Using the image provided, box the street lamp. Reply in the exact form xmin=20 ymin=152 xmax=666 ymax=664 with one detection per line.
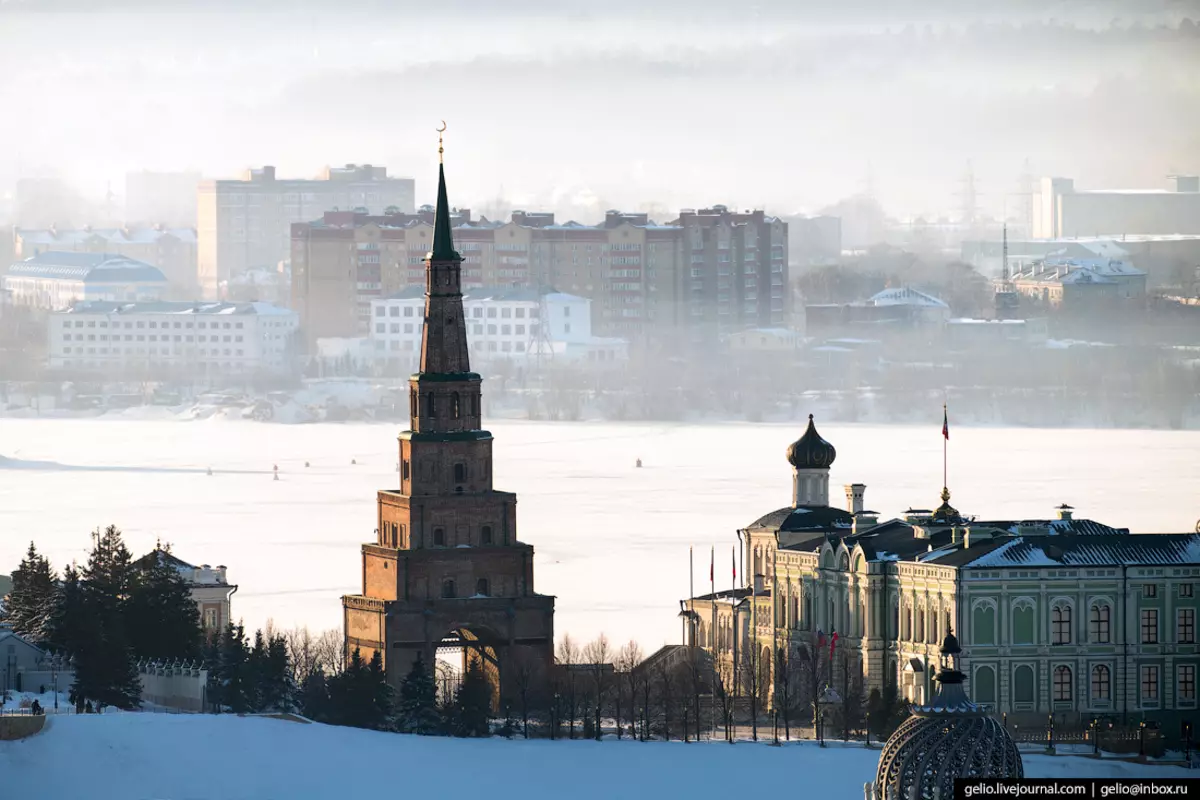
xmin=1139 ymin=721 xmax=1147 ymax=759
xmin=1091 ymin=718 xmax=1099 ymax=756
xmin=817 ymin=685 xmax=841 ymax=747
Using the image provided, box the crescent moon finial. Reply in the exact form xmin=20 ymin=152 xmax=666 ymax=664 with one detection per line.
xmin=437 ymin=121 xmax=446 ymax=163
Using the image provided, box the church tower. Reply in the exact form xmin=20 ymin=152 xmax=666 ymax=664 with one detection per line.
xmin=342 ymin=134 xmax=555 ymax=700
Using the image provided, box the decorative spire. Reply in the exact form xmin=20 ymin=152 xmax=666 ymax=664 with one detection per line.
xmin=430 ymin=121 xmax=460 ymax=263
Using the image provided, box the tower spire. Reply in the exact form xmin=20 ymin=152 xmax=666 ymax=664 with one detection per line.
xmin=430 ymin=121 xmax=459 ymax=262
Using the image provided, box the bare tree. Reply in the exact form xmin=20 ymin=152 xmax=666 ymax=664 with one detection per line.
xmin=775 ymin=644 xmax=798 ymax=741
xmin=582 ymin=634 xmax=612 ymax=740
xmin=555 ymin=634 xmax=580 ymax=739
xmin=284 ymin=626 xmax=345 ymax=684
xmin=313 ymin=628 xmax=347 ymax=676
xmin=613 ymin=640 xmax=643 ymax=739
xmin=715 ymin=670 xmax=736 ymax=742
xmin=738 ymin=643 xmax=762 ymax=741
xmin=509 ymin=648 xmax=543 ymax=739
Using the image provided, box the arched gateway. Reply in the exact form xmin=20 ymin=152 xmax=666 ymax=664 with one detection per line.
xmin=342 ymin=142 xmax=555 ymax=709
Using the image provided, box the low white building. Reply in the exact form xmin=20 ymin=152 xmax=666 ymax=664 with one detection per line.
xmin=47 ymin=300 xmax=298 ymax=375
xmin=5 ymin=251 xmax=168 ymax=310
xmin=367 ymin=287 xmax=627 ymax=369
xmin=134 ymin=550 xmax=237 ymax=634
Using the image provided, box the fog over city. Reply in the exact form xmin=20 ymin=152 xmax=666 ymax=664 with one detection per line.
xmin=2 ymin=0 xmax=1198 ymax=219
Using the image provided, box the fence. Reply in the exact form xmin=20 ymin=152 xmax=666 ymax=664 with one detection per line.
xmin=136 ymin=659 xmax=208 ymax=713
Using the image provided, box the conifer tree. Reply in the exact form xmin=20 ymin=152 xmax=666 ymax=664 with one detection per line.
xmin=396 ymin=655 xmax=440 ymax=735
xmin=256 ymin=634 xmax=294 ymax=712
xmin=298 ymin=670 xmax=330 ymax=721
xmin=246 ymin=630 xmax=268 ymax=712
xmin=72 ymin=526 xmax=141 ymax=709
xmin=46 ymin=565 xmax=92 ymax=664
xmin=211 ymin=623 xmax=251 ymax=713
xmin=2 ymin=542 xmax=57 ymax=643
xmin=127 ymin=544 xmax=202 ymax=661
xmin=327 ymin=648 xmax=392 ymax=730
xmin=453 ymin=659 xmax=492 ymax=738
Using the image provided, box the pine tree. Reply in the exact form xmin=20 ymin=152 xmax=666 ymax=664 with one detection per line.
xmin=127 ymin=544 xmax=202 ymax=661
xmin=396 ymin=656 xmax=440 ymax=735
xmin=215 ymin=623 xmax=251 ymax=713
xmin=327 ymin=648 xmax=391 ymax=731
xmin=246 ymin=630 xmax=268 ymax=712
xmin=72 ymin=526 xmax=141 ymax=709
xmin=366 ymin=650 xmax=393 ymax=728
xmin=2 ymin=542 xmax=57 ymax=643
xmin=257 ymin=634 xmax=294 ymax=712
xmin=298 ymin=670 xmax=330 ymax=721
xmin=453 ymin=659 xmax=492 ymax=738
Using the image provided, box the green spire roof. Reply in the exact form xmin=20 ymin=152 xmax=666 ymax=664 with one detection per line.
xmin=430 ymin=163 xmax=460 ymax=262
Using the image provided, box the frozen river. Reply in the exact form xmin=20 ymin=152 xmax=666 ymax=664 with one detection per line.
xmin=2 ymin=418 xmax=1198 ymax=652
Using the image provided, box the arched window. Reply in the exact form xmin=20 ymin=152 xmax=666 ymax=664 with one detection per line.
xmin=973 ymin=603 xmax=996 ymax=645
xmin=451 ymin=392 xmax=460 ymax=419
xmin=409 ymin=389 xmax=417 ymax=418
xmin=1013 ymin=665 xmax=1035 ymax=704
xmin=974 ymin=665 xmax=996 ymax=704
xmin=426 ymin=393 xmax=436 ymax=418
xmin=1053 ymin=665 xmax=1073 ymax=702
xmin=481 ymin=525 xmax=493 ymax=545
xmin=433 ymin=527 xmax=445 ymax=547
xmin=1051 ymin=604 xmax=1072 ymax=645
xmin=1012 ymin=603 xmax=1035 ymax=644
xmin=441 ymin=578 xmax=456 ymax=599
xmin=1089 ymin=603 xmax=1111 ymax=644
xmin=916 ymin=609 xmax=925 ymax=643
xmin=1091 ymin=665 xmax=1111 ymax=701
xmin=454 ymin=463 xmax=466 ymax=483
xmin=475 ymin=578 xmax=489 ymax=597
xmin=838 ymin=553 xmax=849 ymax=571
xmin=390 ymin=523 xmax=398 ymax=548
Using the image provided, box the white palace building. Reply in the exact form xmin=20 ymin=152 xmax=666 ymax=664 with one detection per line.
xmin=683 ymin=416 xmax=1200 ymax=739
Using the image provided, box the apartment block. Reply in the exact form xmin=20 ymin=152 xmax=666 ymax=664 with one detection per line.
xmin=198 ymin=164 xmax=415 ymax=299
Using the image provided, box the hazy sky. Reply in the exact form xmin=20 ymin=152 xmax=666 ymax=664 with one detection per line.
xmin=1 ymin=0 xmax=1197 ymax=222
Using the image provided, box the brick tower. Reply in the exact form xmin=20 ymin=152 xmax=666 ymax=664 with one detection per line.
xmin=342 ymin=139 xmax=555 ymax=700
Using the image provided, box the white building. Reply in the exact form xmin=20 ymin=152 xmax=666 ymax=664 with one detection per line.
xmin=5 ymin=251 xmax=168 ymax=310
xmin=367 ymin=287 xmax=627 ymax=369
xmin=47 ymin=300 xmax=298 ymax=375
xmin=134 ymin=550 xmax=237 ymax=634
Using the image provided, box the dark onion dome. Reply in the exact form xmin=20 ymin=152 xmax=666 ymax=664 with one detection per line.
xmin=786 ymin=414 xmax=837 ymax=469
xmin=874 ymin=633 xmax=1022 ymax=800
xmin=932 ymin=486 xmax=962 ymax=525
xmin=749 ymin=505 xmax=853 ymax=533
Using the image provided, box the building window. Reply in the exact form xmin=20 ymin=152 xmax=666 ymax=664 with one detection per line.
xmin=1141 ymin=665 xmax=1159 ymax=704
xmin=974 ymin=666 xmax=996 ymax=703
xmin=389 ymin=306 xmax=399 ymax=317
xmin=1181 ymin=584 xmax=1194 ymax=598
xmin=451 ymin=392 xmax=460 ymax=419
xmin=1012 ymin=604 xmax=1034 ymax=644
xmin=375 ymin=306 xmax=385 ymax=317
xmin=1141 ymin=608 xmax=1158 ymax=644
xmin=404 ymin=306 xmax=414 ymax=317
xmin=203 ymin=608 xmax=219 ymax=629
xmin=1053 ymin=665 xmax=1073 ymax=702
xmin=433 ymin=528 xmax=445 ymax=547
xmin=1051 ymin=604 xmax=1072 ymax=645
xmin=475 ymin=578 xmax=489 ymax=597
xmin=454 ymin=463 xmax=465 ymax=483
xmin=1089 ymin=603 xmax=1111 ymax=644
xmin=1179 ymin=664 xmax=1196 ymax=702
xmin=426 ymin=393 xmax=436 ymax=418
xmin=1091 ymin=665 xmax=1110 ymax=701
xmin=441 ymin=578 xmax=456 ymax=599
xmin=1179 ymin=608 xmax=1195 ymax=644
xmin=1143 ymin=584 xmax=1157 ymax=598
xmin=481 ymin=525 xmax=492 ymax=545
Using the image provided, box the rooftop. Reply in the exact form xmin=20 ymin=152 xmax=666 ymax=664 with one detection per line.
xmin=8 ymin=252 xmax=168 ymax=284
xmin=62 ymin=300 xmax=295 ymax=316
xmin=17 ymin=226 xmax=197 ymax=246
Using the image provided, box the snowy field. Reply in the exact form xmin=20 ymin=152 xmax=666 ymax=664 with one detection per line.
xmin=1 ymin=713 xmax=1194 ymax=800
xmin=1 ymin=418 xmax=1198 ymax=649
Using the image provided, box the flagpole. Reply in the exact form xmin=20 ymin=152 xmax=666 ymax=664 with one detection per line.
xmin=943 ymin=402 xmax=948 ymax=491
xmin=710 ymin=545 xmax=716 ymax=741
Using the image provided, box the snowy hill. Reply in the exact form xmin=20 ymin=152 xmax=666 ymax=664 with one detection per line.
xmin=1 ymin=714 xmax=1194 ymax=800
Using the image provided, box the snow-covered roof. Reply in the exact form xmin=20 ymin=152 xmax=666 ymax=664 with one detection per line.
xmin=954 ymin=534 xmax=1200 ymax=569
xmin=63 ymin=300 xmax=295 ymax=317
xmin=9 ymin=252 xmax=168 ymax=284
xmin=865 ymin=287 xmax=949 ymax=309
xmin=17 ymin=227 xmax=197 ymax=246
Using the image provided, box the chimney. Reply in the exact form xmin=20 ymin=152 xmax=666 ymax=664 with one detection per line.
xmin=952 ymin=526 xmax=964 ymax=544
xmin=852 ymin=511 xmax=879 ymax=535
xmin=1056 ymin=504 xmax=1074 ymax=521
xmin=844 ymin=483 xmax=866 ymax=514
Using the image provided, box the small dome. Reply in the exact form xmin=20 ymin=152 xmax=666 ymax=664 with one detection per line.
xmin=874 ymin=630 xmax=1022 ymax=800
xmin=786 ymin=414 xmax=836 ymax=469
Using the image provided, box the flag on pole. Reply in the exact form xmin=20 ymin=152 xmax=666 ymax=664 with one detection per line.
xmin=816 ymin=628 xmax=826 ymax=649
xmin=942 ymin=405 xmax=949 ymax=440
xmin=709 ymin=546 xmax=714 ymax=583
xmin=829 ymin=630 xmax=839 ymax=661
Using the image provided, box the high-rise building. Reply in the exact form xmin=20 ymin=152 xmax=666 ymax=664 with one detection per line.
xmin=342 ymin=153 xmax=555 ymax=698
xmin=1033 ymin=175 xmax=1200 ymax=239
xmin=291 ymin=205 xmax=786 ymax=347
xmin=197 ymin=164 xmax=415 ymax=299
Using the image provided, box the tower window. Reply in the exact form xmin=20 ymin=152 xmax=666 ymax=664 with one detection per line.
xmin=452 ymin=392 xmax=460 ymax=419
xmin=426 ymin=393 xmax=436 ymax=418
xmin=433 ymin=527 xmax=445 ymax=547
xmin=476 ymin=578 xmax=489 ymax=597
xmin=391 ymin=523 xmax=398 ymax=547
xmin=402 ymin=460 xmax=410 ymax=481
xmin=441 ymin=579 xmax=456 ymax=599
xmin=481 ymin=525 xmax=492 ymax=545
xmin=410 ymin=390 xmax=417 ymax=417
xmin=454 ymin=463 xmax=466 ymax=483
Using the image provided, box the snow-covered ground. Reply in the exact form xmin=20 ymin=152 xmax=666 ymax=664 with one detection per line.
xmin=1 ymin=714 xmax=1193 ymax=800
xmin=1 ymin=418 xmax=1198 ymax=649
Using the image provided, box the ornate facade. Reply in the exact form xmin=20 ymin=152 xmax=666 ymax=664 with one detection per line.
xmin=342 ymin=154 xmax=555 ymax=699
xmin=683 ymin=417 xmax=1200 ymax=738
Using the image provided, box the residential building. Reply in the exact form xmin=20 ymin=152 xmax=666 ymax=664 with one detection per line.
xmin=198 ymin=164 xmax=415 ymax=299
xmin=805 ymin=287 xmax=950 ymax=334
xmin=47 ymin=300 xmax=298 ymax=375
xmin=342 ymin=157 xmax=555 ymax=699
xmin=962 ymin=235 xmax=1200 ymax=289
xmin=367 ymin=286 xmax=627 ymax=371
xmin=124 ymin=171 xmax=201 ymax=228
xmin=1033 ymin=176 xmax=1200 ymax=239
xmin=5 ymin=252 xmax=167 ymax=310
xmin=675 ymin=205 xmax=789 ymax=343
xmin=14 ymin=226 xmax=198 ymax=295
xmin=682 ymin=417 xmax=1200 ymax=740
xmin=134 ymin=550 xmax=237 ymax=634
xmin=1010 ymin=258 xmax=1148 ymax=308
